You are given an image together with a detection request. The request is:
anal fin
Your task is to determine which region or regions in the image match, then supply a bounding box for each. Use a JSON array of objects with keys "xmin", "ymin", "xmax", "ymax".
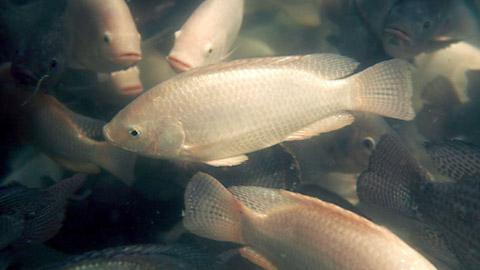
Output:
[
  {"xmin": 284, "ymin": 113, "xmax": 354, "ymax": 141},
  {"xmin": 205, "ymin": 155, "xmax": 248, "ymax": 167},
  {"xmin": 240, "ymin": 247, "xmax": 278, "ymax": 270}
]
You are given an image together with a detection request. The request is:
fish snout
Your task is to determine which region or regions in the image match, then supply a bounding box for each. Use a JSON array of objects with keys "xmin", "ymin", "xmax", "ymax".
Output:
[
  {"xmin": 113, "ymin": 52, "xmax": 142, "ymax": 67},
  {"xmin": 166, "ymin": 55, "xmax": 192, "ymax": 72},
  {"xmin": 384, "ymin": 26, "xmax": 412, "ymax": 45},
  {"xmin": 119, "ymin": 84, "xmax": 143, "ymax": 96}
]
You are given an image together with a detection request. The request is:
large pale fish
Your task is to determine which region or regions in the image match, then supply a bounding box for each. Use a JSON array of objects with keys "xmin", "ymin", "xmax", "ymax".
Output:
[
  {"xmin": 65, "ymin": 0, "xmax": 142, "ymax": 72},
  {"xmin": 183, "ymin": 172, "xmax": 437, "ymax": 270},
  {"xmin": 104, "ymin": 54, "xmax": 415, "ymax": 167},
  {"xmin": 167, "ymin": 0, "xmax": 244, "ymax": 72}
]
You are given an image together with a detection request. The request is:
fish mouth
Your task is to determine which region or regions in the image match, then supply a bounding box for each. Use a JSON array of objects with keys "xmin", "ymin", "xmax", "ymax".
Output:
[
  {"xmin": 166, "ymin": 56, "xmax": 192, "ymax": 72},
  {"xmin": 120, "ymin": 84, "xmax": 143, "ymax": 95},
  {"xmin": 384, "ymin": 27, "xmax": 412, "ymax": 44},
  {"xmin": 114, "ymin": 52, "xmax": 142, "ymax": 64}
]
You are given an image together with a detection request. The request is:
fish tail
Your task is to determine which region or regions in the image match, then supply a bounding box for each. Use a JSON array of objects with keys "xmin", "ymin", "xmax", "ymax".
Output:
[
  {"xmin": 95, "ymin": 143, "xmax": 137, "ymax": 185},
  {"xmin": 183, "ymin": 172, "xmax": 245, "ymax": 244},
  {"xmin": 357, "ymin": 134, "xmax": 425, "ymax": 217},
  {"xmin": 347, "ymin": 59, "xmax": 415, "ymax": 120}
]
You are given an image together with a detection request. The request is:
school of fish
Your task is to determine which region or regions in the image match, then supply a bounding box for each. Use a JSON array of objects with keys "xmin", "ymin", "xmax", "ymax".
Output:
[{"xmin": 0, "ymin": 0, "xmax": 479, "ymax": 269}]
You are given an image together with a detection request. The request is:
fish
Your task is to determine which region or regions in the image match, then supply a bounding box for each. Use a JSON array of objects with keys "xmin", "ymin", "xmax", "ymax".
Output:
[
  {"xmin": 64, "ymin": 0, "xmax": 142, "ymax": 72},
  {"xmin": 358, "ymin": 134, "xmax": 480, "ymax": 269},
  {"xmin": 425, "ymin": 140, "xmax": 480, "ymax": 180},
  {"xmin": 183, "ymin": 172, "xmax": 437, "ymax": 270},
  {"xmin": 167, "ymin": 0, "xmax": 244, "ymax": 72},
  {"xmin": 39, "ymin": 244, "xmax": 221, "ymax": 270},
  {"xmin": 6, "ymin": 0, "xmax": 68, "ymax": 90},
  {"xmin": 104, "ymin": 54, "xmax": 415, "ymax": 167},
  {"xmin": 6, "ymin": 89, "xmax": 137, "ymax": 184},
  {"xmin": 285, "ymin": 113, "xmax": 392, "ymax": 176},
  {"xmin": 0, "ymin": 174, "xmax": 86, "ymax": 249},
  {"xmin": 381, "ymin": 0, "xmax": 477, "ymax": 59}
]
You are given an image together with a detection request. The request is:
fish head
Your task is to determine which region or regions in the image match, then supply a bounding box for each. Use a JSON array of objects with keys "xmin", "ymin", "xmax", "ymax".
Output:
[
  {"xmin": 10, "ymin": 23, "xmax": 66, "ymax": 88},
  {"xmin": 105, "ymin": 66, "xmax": 144, "ymax": 96},
  {"xmin": 167, "ymin": 29, "xmax": 226, "ymax": 72},
  {"xmin": 92, "ymin": 0, "xmax": 142, "ymax": 72},
  {"xmin": 104, "ymin": 107, "xmax": 185, "ymax": 158},
  {"xmin": 382, "ymin": 0, "xmax": 454, "ymax": 59},
  {"xmin": 98, "ymin": 31, "xmax": 142, "ymax": 71}
]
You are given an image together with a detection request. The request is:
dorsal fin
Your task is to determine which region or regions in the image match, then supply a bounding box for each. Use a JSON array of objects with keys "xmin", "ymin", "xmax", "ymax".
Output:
[
  {"xmin": 177, "ymin": 54, "xmax": 359, "ymax": 80},
  {"xmin": 228, "ymin": 186, "xmax": 298, "ymax": 214}
]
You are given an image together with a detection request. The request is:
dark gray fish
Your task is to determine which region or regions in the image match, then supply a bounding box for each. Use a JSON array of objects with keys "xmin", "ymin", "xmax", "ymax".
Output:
[
  {"xmin": 0, "ymin": 174, "xmax": 86, "ymax": 248},
  {"xmin": 357, "ymin": 0, "xmax": 476, "ymax": 59},
  {"xmin": 358, "ymin": 134, "xmax": 480, "ymax": 269},
  {"xmin": 198, "ymin": 144, "xmax": 301, "ymax": 190},
  {"xmin": 2, "ymin": 0, "xmax": 68, "ymax": 88},
  {"xmin": 425, "ymin": 140, "xmax": 480, "ymax": 181},
  {"xmin": 39, "ymin": 244, "xmax": 221, "ymax": 270}
]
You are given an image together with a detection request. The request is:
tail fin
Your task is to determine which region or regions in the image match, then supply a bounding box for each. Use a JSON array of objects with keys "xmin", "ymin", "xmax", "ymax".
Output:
[
  {"xmin": 183, "ymin": 172, "xmax": 244, "ymax": 244},
  {"xmin": 347, "ymin": 59, "xmax": 415, "ymax": 120},
  {"xmin": 357, "ymin": 134, "xmax": 426, "ymax": 217},
  {"xmin": 95, "ymin": 143, "xmax": 137, "ymax": 185}
]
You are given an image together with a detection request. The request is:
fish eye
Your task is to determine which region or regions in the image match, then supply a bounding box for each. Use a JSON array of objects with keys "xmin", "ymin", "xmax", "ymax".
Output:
[
  {"xmin": 362, "ymin": 137, "xmax": 376, "ymax": 151},
  {"xmin": 423, "ymin": 21, "xmax": 431, "ymax": 30},
  {"xmin": 128, "ymin": 128, "xmax": 141, "ymax": 138},
  {"xmin": 103, "ymin": 32, "xmax": 111, "ymax": 44},
  {"xmin": 208, "ymin": 48, "xmax": 213, "ymax": 54}
]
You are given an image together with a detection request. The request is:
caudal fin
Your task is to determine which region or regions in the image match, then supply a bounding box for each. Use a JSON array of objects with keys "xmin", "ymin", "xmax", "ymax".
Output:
[
  {"xmin": 347, "ymin": 59, "xmax": 415, "ymax": 120},
  {"xmin": 183, "ymin": 172, "xmax": 244, "ymax": 244},
  {"xmin": 95, "ymin": 143, "xmax": 137, "ymax": 185}
]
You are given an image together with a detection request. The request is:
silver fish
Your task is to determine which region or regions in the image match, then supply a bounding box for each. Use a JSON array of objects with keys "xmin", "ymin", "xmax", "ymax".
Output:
[
  {"xmin": 104, "ymin": 54, "xmax": 414, "ymax": 167},
  {"xmin": 183, "ymin": 172, "xmax": 437, "ymax": 270}
]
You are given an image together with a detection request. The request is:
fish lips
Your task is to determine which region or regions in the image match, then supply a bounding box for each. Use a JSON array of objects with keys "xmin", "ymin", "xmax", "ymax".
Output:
[
  {"xmin": 119, "ymin": 84, "xmax": 143, "ymax": 95},
  {"xmin": 383, "ymin": 26, "xmax": 413, "ymax": 45},
  {"xmin": 111, "ymin": 52, "xmax": 143, "ymax": 68},
  {"xmin": 166, "ymin": 55, "xmax": 192, "ymax": 72}
]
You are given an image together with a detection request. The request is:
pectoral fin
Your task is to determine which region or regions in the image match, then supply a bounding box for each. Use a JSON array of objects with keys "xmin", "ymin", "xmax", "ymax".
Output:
[
  {"xmin": 284, "ymin": 113, "xmax": 354, "ymax": 141},
  {"xmin": 239, "ymin": 247, "xmax": 278, "ymax": 270},
  {"xmin": 205, "ymin": 155, "xmax": 248, "ymax": 167}
]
